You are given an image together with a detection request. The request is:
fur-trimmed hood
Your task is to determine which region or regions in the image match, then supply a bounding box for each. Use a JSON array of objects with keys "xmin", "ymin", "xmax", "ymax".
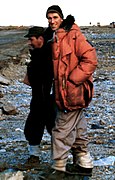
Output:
[{"xmin": 60, "ymin": 15, "xmax": 75, "ymax": 31}]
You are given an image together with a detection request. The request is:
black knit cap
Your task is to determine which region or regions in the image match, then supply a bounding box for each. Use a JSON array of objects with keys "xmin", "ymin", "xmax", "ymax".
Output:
[
  {"xmin": 24, "ymin": 26, "xmax": 44, "ymax": 38},
  {"xmin": 46, "ymin": 5, "xmax": 64, "ymax": 19}
]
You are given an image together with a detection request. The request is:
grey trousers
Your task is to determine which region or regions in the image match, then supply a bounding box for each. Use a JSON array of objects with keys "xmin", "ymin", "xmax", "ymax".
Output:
[{"xmin": 51, "ymin": 109, "xmax": 89, "ymax": 164}]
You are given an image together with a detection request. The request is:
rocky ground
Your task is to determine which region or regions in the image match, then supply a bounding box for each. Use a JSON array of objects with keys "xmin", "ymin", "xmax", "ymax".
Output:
[{"xmin": 0, "ymin": 26, "xmax": 115, "ymax": 179}]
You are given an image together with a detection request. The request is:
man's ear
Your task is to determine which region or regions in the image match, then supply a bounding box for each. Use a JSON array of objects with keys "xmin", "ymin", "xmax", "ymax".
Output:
[{"xmin": 39, "ymin": 36, "xmax": 44, "ymax": 41}]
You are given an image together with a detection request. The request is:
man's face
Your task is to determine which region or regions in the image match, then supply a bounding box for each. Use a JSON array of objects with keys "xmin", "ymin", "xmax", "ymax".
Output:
[
  {"xmin": 47, "ymin": 12, "xmax": 63, "ymax": 31},
  {"xmin": 28, "ymin": 36, "xmax": 44, "ymax": 49}
]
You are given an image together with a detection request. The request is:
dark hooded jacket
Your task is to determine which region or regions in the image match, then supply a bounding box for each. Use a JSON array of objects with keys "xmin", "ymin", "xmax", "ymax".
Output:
[{"xmin": 27, "ymin": 43, "xmax": 53, "ymax": 103}]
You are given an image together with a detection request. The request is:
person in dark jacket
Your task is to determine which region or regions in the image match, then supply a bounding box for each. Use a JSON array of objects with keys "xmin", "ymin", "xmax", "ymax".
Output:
[{"xmin": 23, "ymin": 26, "xmax": 56, "ymax": 168}]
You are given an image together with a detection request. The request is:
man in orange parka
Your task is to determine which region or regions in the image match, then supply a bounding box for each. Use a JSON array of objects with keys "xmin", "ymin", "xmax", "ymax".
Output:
[{"xmin": 45, "ymin": 5, "xmax": 98, "ymax": 178}]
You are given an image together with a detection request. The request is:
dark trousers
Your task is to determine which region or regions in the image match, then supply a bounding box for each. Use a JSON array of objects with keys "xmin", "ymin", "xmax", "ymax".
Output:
[{"xmin": 24, "ymin": 94, "xmax": 56, "ymax": 145}]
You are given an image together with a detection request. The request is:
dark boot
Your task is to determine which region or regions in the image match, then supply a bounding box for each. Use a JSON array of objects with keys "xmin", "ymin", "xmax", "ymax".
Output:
[
  {"xmin": 46, "ymin": 170, "xmax": 80, "ymax": 180},
  {"xmin": 66, "ymin": 164, "xmax": 93, "ymax": 176},
  {"xmin": 73, "ymin": 152, "xmax": 93, "ymax": 169},
  {"xmin": 67, "ymin": 151, "xmax": 93, "ymax": 176},
  {"xmin": 17, "ymin": 155, "xmax": 40, "ymax": 170}
]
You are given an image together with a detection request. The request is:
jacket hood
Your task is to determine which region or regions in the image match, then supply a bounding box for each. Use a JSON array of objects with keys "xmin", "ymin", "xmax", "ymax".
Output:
[{"xmin": 60, "ymin": 15, "xmax": 75, "ymax": 31}]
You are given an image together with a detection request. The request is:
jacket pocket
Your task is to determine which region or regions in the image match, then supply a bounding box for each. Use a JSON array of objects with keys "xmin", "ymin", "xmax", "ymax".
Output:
[
  {"xmin": 66, "ymin": 81, "xmax": 85, "ymax": 106},
  {"xmin": 65, "ymin": 80, "xmax": 93, "ymax": 108}
]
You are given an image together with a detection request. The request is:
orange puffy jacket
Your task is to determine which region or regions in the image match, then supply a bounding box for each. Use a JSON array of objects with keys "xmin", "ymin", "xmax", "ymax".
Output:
[{"xmin": 52, "ymin": 24, "xmax": 98, "ymax": 111}]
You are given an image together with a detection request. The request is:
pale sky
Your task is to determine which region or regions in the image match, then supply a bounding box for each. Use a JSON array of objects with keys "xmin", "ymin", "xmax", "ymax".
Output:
[{"xmin": 1, "ymin": 0, "xmax": 114, "ymax": 26}]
